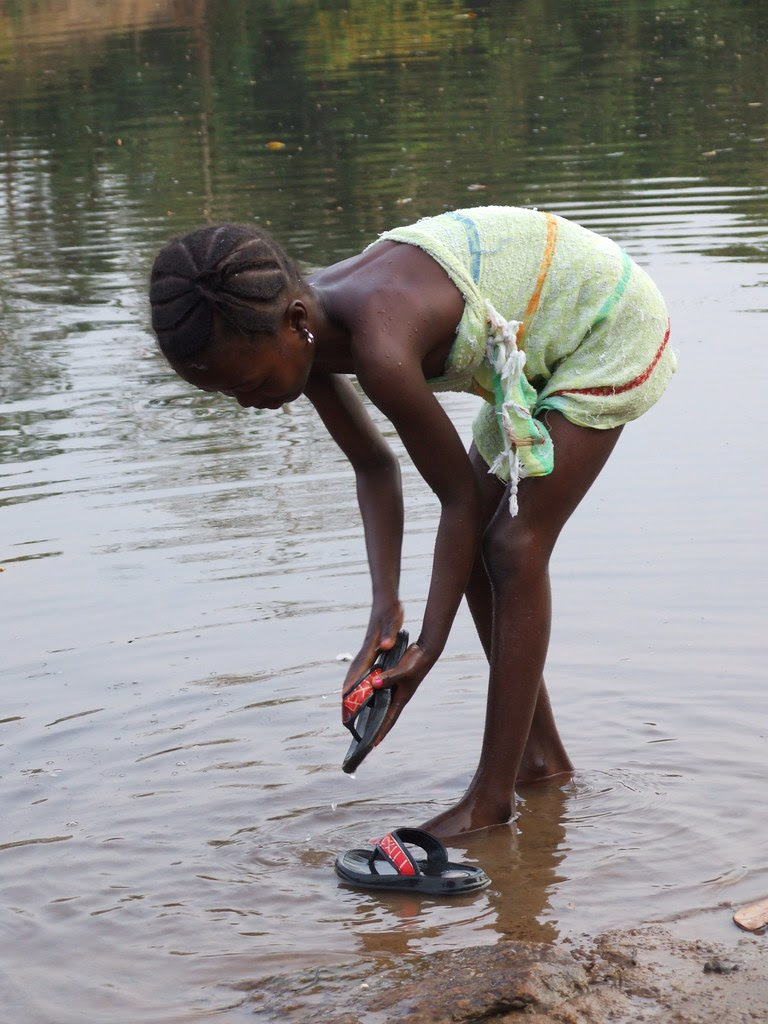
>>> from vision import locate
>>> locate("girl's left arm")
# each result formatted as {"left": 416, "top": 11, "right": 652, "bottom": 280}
{"left": 357, "top": 350, "right": 484, "bottom": 727}
{"left": 304, "top": 370, "right": 405, "bottom": 690}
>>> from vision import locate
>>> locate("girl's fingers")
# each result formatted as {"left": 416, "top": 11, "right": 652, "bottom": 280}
{"left": 376, "top": 616, "right": 403, "bottom": 652}
{"left": 342, "top": 642, "right": 378, "bottom": 695}
{"left": 372, "top": 643, "right": 426, "bottom": 690}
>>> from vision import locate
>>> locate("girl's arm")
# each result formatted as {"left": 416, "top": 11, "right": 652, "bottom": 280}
{"left": 304, "top": 370, "right": 405, "bottom": 690}
{"left": 355, "top": 344, "right": 484, "bottom": 733}
{"left": 361, "top": 356, "right": 483, "bottom": 658}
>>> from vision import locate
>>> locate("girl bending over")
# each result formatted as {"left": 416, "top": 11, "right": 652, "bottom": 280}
{"left": 149, "top": 207, "right": 674, "bottom": 838}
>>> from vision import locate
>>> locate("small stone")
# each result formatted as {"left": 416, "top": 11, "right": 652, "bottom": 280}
{"left": 733, "top": 897, "right": 768, "bottom": 932}
{"left": 703, "top": 958, "right": 739, "bottom": 974}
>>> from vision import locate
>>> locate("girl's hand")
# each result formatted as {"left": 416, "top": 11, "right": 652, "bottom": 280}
{"left": 342, "top": 602, "right": 403, "bottom": 699}
{"left": 368, "top": 640, "right": 434, "bottom": 744}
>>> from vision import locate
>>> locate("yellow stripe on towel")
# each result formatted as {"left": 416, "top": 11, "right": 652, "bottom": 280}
{"left": 516, "top": 212, "right": 559, "bottom": 352}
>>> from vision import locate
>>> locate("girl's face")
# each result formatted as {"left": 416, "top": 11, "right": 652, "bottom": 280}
{"left": 170, "top": 317, "right": 314, "bottom": 410}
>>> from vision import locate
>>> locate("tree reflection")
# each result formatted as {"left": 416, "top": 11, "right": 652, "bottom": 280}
{"left": 1, "top": 0, "right": 766, "bottom": 455}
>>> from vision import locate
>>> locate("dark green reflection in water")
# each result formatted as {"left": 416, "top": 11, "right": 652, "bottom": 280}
{"left": 1, "top": 0, "right": 766, "bottom": 265}
{"left": 0, "top": 0, "right": 766, "bottom": 467}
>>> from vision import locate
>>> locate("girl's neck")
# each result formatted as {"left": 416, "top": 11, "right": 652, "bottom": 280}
{"left": 303, "top": 280, "right": 355, "bottom": 373}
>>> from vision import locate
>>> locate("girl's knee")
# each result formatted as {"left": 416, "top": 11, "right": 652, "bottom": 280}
{"left": 481, "top": 517, "right": 548, "bottom": 587}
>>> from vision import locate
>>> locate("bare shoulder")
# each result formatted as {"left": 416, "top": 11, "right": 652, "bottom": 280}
{"left": 356, "top": 239, "right": 464, "bottom": 315}
{"left": 331, "top": 242, "right": 465, "bottom": 389}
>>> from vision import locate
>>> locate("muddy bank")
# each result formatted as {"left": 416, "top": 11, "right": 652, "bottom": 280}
{"left": 250, "top": 923, "right": 766, "bottom": 1023}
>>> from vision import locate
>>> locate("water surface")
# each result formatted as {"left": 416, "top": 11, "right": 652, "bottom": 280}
{"left": 1, "top": 1, "right": 767, "bottom": 1020}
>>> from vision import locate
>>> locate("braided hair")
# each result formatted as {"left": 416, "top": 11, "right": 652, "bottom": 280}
{"left": 149, "top": 224, "right": 301, "bottom": 362}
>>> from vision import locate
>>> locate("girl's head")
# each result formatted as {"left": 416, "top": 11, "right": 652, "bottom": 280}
{"left": 149, "top": 224, "right": 302, "bottom": 362}
{"left": 150, "top": 225, "right": 315, "bottom": 409}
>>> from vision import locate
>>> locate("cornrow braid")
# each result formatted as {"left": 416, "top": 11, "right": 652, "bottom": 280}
{"left": 149, "top": 224, "right": 301, "bottom": 362}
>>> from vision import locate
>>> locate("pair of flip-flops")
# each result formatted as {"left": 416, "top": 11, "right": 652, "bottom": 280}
{"left": 337, "top": 634, "right": 490, "bottom": 895}
{"left": 341, "top": 630, "right": 409, "bottom": 774}
{"left": 335, "top": 827, "right": 489, "bottom": 895}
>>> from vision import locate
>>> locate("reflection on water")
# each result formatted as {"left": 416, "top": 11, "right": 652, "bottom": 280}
{"left": 1, "top": 1, "right": 767, "bottom": 1020}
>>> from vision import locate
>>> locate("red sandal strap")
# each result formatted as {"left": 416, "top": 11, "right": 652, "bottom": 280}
{"left": 341, "top": 670, "right": 382, "bottom": 725}
{"left": 376, "top": 832, "right": 418, "bottom": 877}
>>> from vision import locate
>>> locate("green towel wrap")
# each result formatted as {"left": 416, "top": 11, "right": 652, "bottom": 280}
{"left": 372, "top": 206, "right": 675, "bottom": 515}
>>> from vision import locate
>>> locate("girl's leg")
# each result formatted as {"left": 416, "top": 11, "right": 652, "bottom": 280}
{"left": 461, "top": 448, "right": 572, "bottom": 784}
{"left": 423, "top": 412, "right": 623, "bottom": 839}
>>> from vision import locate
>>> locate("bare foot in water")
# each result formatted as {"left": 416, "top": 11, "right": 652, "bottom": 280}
{"left": 420, "top": 795, "right": 515, "bottom": 841}
{"left": 420, "top": 752, "right": 574, "bottom": 839}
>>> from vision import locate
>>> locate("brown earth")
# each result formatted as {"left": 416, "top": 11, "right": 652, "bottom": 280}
{"left": 249, "top": 923, "right": 767, "bottom": 1023}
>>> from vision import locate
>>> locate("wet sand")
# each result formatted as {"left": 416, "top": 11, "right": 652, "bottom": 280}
{"left": 251, "top": 913, "right": 768, "bottom": 1023}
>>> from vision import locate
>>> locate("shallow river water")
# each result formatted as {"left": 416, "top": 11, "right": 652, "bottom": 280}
{"left": 2, "top": 2, "right": 767, "bottom": 1021}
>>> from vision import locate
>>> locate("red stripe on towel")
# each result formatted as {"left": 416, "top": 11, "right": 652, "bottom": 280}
{"left": 548, "top": 322, "right": 670, "bottom": 399}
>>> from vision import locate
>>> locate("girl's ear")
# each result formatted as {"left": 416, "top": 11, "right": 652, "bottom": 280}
{"left": 285, "top": 298, "right": 308, "bottom": 334}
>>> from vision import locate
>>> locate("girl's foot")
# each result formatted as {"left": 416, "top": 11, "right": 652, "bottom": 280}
{"left": 420, "top": 794, "right": 515, "bottom": 840}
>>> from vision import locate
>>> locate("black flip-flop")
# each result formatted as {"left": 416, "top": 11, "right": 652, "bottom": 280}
{"left": 341, "top": 630, "right": 409, "bottom": 774}
{"left": 335, "top": 827, "right": 490, "bottom": 895}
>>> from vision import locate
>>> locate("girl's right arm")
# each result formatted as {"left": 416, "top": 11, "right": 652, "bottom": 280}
{"left": 304, "top": 371, "right": 405, "bottom": 691}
